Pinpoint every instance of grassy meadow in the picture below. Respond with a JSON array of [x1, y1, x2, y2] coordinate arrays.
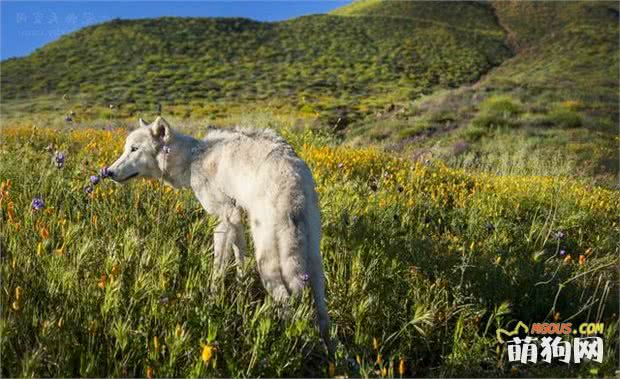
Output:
[[1, 1, 619, 377], [1, 113, 618, 377]]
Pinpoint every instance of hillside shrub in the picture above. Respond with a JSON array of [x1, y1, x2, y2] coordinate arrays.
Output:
[[547, 104, 582, 128], [471, 95, 523, 129]]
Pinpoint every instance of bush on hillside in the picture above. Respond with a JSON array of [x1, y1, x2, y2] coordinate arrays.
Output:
[[471, 95, 523, 129], [547, 104, 582, 128]]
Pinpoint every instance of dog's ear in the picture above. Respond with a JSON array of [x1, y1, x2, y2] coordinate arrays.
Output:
[[139, 118, 150, 128], [150, 117, 174, 144]]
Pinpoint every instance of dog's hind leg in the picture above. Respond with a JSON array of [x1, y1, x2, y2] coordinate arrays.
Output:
[[278, 211, 308, 296], [250, 212, 290, 301]]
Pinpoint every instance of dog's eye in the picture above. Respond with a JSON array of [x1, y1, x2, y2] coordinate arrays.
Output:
[[130, 146, 139, 152]]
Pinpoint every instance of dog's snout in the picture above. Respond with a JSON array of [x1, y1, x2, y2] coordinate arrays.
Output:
[[107, 169, 115, 178]]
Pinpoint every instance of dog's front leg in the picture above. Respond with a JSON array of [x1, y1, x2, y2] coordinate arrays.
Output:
[[211, 207, 248, 288], [211, 219, 233, 289], [228, 207, 247, 277]]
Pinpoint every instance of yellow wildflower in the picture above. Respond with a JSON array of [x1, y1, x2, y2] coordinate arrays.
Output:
[[201, 344, 215, 364], [12, 300, 20, 311], [98, 273, 107, 289], [7, 202, 15, 222], [153, 336, 160, 353], [578, 255, 586, 265], [510, 366, 519, 376], [0, 179, 11, 194], [15, 286, 22, 300], [373, 337, 380, 350], [328, 362, 336, 377], [53, 245, 65, 256], [399, 358, 406, 377], [111, 263, 121, 277], [88, 320, 98, 335], [39, 227, 50, 240], [146, 366, 154, 379]]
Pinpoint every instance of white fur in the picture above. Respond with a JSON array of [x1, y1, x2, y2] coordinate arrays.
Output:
[[108, 117, 330, 344]]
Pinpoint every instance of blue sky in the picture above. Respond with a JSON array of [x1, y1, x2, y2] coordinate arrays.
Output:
[[1, 1, 350, 59]]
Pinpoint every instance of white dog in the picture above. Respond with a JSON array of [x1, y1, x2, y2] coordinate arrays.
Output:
[[108, 117, 330, 344]]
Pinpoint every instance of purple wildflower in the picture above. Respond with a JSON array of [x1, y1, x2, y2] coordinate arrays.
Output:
[[560, 250, 566, 256], [301, 273, 310, 283], [31, 196, 45, 211], [100, 166, 110, 178], [554, 231, 565, 240], [84, 185, 94, 195], [54, 151, 65, 169], [90, 175, 100, 185]]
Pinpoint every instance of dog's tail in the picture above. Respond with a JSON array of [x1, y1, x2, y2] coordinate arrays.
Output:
[[276, 163, 331, 355], [296, 176, 332, 356], [304, 195, 332, 353]]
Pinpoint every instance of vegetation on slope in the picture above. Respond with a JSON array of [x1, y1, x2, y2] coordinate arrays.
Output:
[[0, 7, 509, 118], [332, 0, 500, 36], [3, 1, 615, 182], [346, 1, 619, 184]]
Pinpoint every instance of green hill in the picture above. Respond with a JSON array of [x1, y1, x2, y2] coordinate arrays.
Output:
[[1, 1, 618, 182], [342, 1, 619, 183], [0, 5, 509, 116]]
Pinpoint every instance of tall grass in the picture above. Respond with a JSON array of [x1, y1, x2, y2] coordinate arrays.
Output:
[[1, 118, 618, 377]]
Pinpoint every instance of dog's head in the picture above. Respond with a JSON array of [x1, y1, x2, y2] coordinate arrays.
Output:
[[107, 117, 174, 183]]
